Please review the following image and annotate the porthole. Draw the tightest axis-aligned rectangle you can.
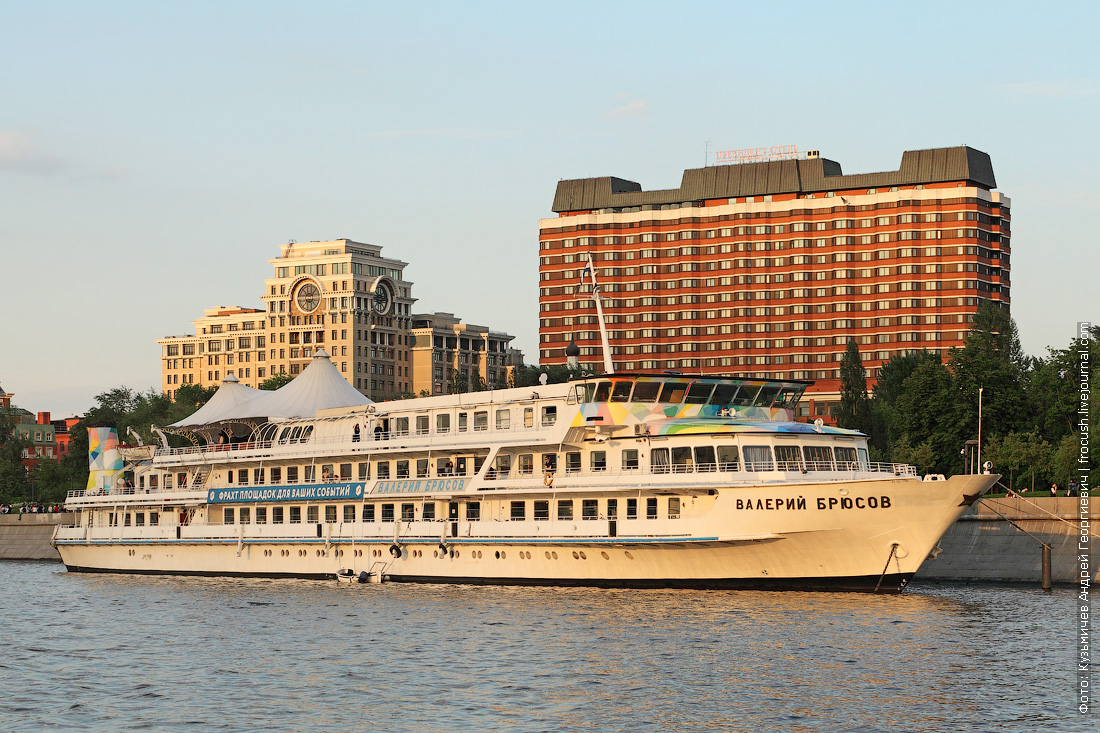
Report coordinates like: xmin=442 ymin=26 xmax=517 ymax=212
xmin=525 ymin=551 xmax=532 ymax=559
xmin=572 ymin=551 xmax=579 ymax=559
xmin=579 ymin=551 xmax=586 ymax=560
xmin=500 ymin=551 xmax=506 ymax=559
xmin=544 ymin=551 xmax=551 ymax=560
xmin=551 ymin=551 xmax=558 ymax=560
xmin=455 ymin=550 xmax=461 ymax=558
xmin=601 ymin=551 xmax=609 ymax=560
xmin=494 ymin=551 xmax=500 ymax=559
xmin=624 ymin=551 xmax=634 ymax=560
xmin=433 ymin=550 xmax=439 ymax=558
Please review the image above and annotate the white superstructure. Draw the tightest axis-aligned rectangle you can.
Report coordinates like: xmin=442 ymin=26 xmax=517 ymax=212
xmin=54 ymin=352 xmax=996 ymax=593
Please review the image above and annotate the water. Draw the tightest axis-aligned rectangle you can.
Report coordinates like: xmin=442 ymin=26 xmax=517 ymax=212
xmin=0 ymin=561 xmax=1090 ymax=732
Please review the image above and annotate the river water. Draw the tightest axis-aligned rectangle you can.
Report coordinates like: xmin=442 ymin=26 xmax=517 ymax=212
xmin=0 ymin=561 xmax=1091 ymax=732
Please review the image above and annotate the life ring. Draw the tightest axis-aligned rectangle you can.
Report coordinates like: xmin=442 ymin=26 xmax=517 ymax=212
xmin=389 ymin=544 xmax=402 ymax=558
xmin=543 ymin=472 xmax=554 ymax=487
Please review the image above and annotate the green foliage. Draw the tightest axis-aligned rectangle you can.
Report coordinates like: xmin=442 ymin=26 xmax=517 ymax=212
xmin=0 ymin=407 xmax=31 ymax=502
xmin=510 ymin=364 xmax=575 ymax=388
xmin=984 ymin=431 xmax=1051 ymax=492
xmin=258 ymin=374 xmax=294 ymax=391
xmin=835 ymin=341 xmax=873 ymax=433
xmin=891 ymin=436 xmax=936 ymax=474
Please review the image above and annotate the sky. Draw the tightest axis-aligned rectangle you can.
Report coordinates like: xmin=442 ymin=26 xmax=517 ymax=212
xmin=1 ymin=1 xmax=1098 ymax=417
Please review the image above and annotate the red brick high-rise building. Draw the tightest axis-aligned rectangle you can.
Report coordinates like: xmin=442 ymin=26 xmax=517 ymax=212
xmin=537 ymin=146 xmax=1010 ymax=419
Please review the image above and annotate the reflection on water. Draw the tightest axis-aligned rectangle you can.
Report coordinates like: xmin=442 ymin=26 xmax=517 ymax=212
xmin=0 ymin=562 xmax=1090 ymax=732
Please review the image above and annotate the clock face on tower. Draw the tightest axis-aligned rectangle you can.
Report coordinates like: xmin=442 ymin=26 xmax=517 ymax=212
xmin=296 ymin=282 xmax=320 ymax=313
xmin=372 ymin=283 xmax=392 ymax=315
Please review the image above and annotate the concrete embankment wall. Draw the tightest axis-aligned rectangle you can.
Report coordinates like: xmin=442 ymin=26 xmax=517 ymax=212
xmin=914 ymin=496 xmax=1093 ymax=584
xmin=0 ymin=514 xmax=71 ymax=561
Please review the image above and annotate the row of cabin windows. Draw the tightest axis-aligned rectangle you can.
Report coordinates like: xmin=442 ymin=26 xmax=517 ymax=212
xmin=580 ymin=380 xmax=803 ymax=410
xmin=219 ymin=497 xmax=683 ymax=525
xmin=107 ymin=511 xmax=159 ymax=527
xmin=375 ymin=406 xmax=558 ymax=438
xmin=649 ymin=444 xmax=865 ymax=473
xmin=217 ymin=442 xmax=865 ymax=488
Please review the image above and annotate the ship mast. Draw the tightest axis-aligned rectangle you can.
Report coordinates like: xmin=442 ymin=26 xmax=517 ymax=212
xmin=582 ymin=254 xmax=614 ymax=375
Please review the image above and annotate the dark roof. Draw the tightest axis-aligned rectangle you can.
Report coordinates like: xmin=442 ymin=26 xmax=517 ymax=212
xmin=551 ymin=146 xmax=996 ymax=213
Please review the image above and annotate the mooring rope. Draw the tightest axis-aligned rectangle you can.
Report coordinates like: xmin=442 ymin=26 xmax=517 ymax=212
xmin=873 ymin=543 xmax=900 ymax=594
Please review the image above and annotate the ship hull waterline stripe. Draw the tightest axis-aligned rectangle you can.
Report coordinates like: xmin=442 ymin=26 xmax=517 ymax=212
xmin=58 ymin=565 xmax=914 ymax=593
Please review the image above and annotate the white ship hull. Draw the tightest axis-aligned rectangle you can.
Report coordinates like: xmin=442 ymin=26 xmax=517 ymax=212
xmin=54 ymin=474 xmax=994 ymax=593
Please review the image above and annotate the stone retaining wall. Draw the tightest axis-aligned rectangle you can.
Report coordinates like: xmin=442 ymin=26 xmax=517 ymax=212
xmin=0 ymin=514 xmax=71 ymax=561
xmin=914 ymin=496 xmax=1094 ymax=584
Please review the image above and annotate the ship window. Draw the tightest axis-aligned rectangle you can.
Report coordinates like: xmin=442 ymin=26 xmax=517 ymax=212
xmin=804 ymin=446 xmax=835 ymax=470
xmin=622 ymin=449 xmax=639 ymax=470
xmin=123 ymin=513 xmax=131 ymax=527
xmin=272 ymin=507 xmax=284 ymax=524
xmin=395 ymin=417 xmax=409 ymax=436
xmin=672 ymin=446 xmax=693 ymax=472
xmin=473 ymin=456 xmax=485 ymax=475
xmin=592 ymin=381 xmax=612 ymax=402
xmin=149 ymin=511 xmax=159 ymax=526
xmin=176 ymin=472 xmax=187 ymax=487
xmin=473 ymin=411 xmax=488 ymax=431
xmin=775 ymin=445 xmax=804 ymax=471
xmin=774 ymin=387 xmax=803 ymax=409
xmin=834 ymin=447 xmax=858 ymax=469
xmin=253 ymin=468 xmax=264 ymax=485
xmin=321 ymin=464 xmax=334 ymax=481
xmin=534 ymin=500 xmax=549 ymax=520
xmin=437 ymin=414 xmax=451 ymax=433
xmin=610 ymin=381 xmax=632 ymax=402
xmin=307 ymin=506 xmax=319 ymax=523
xmin=668 ymin=497 xmax=681 ymax=519
xmin=223 ymin=508 xmax=234 ymax=524
xmin=754 ymin=386 xmax=781 ymax=407
xmin=857 ymin=447 xmax=869 ymax=469
xmin=542 ymin=453 xmax=557 ymax=472
xmin=401 ymin=503 xmax=415 ymax=520
xmin=582 ymin=499 xmax=598 ymax=520
xmin=732 ymin=385 xmax=758 ymax=406
xmin=709 ymin=383 xmax=739 ymax=405
xmin=416 ymin=415 xmax=429 ymax=435
xmin=255 ymin=507 xmax=267 ymax=524
xmin=659 ymin=382 xmax=689 ymax=403
xmin=397 ymin=461 xmax=409 ymax=478
xmin=417 ymin=459 xmax=429 ymax=478
xmin=325 ymin=506 xmax=337 ymax=523
xmin=466 ymin=502 xmax=480 ymax=521
xmin=289 ymin=506 xmax=301 ymax=523
xmin=557 ymin=500 xmax=573 ymax=520
xmin=495 ymin=409 xmax=510 ymax=429
xmin=510 ymin=501 xmax=526 ymax=520
xmin=358 ymin=462 xmax=369 ymax=481
xmin=149 ymin=475 xmax=158 ymax=489
xmin=458 ymin=413 xmax=468 ymax=432
xmin=381 ymin=504 xmax=394 ymax=522
xmin=646 ymin=497 xmax=658 ymax=519
xmin=523 ymin=408 xmax=534 ymax=428
xmin=565 ymin=452 xmax=581 ymax=474
xmin=590 ymin=451 xmax=606 ymax=472
xmin=340 ymin=464 xmax=352 ymax=480
xmin=286 ymin=467 xmax=298 ymax=484
xmin=651 ymin=448 xmax=670 ymax=473
xmin=718 ymin=446 xmax=740 ymax=471
xmin=694 ymin=446 xmax=716 ymax=471
xmin=377 ymin=461 xmax=390 ymax=479
xmin=607 ymin=499 xmax=618 ymax=518
xmin=299 ymin=426 xmax=313 ymax=444
xmin=493 ymin=454 xmax=510 ymax=478
xmin=456 ymin=457 xmax=468 ymax=476
xmin=743 ymin=445 xmax=775 ymax=471
xmin=362 ymin=504 xmax=375 ymax=522
xmin=685 ymin=382 xmax=714 ymax=404
xmin=343 ymin=505 xmax=356 ymax=522
xmin=271 ymin=467 xmax=283 ymax=484
xmin=422 ymin=502 xmax=435 ymax=520
xmin=518 ymin=454 xmax=534 ymax=475
xmin=304 ymin=466 xmax=316 ymax=483
xmin=135 ymin=513 xmax=145 ymax=527
xmin=631 ymin=381 xmax=661 ymax=402
xmin=627 ymin=498 xmax=638 ymax=519
xmin=541 ymin=406 xmax=557 ymax=426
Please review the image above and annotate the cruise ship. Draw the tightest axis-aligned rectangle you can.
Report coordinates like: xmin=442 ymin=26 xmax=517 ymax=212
xmin=53 ymin=350 xmax=997 ymax=593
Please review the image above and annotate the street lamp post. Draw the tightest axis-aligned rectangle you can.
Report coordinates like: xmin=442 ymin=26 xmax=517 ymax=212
xmin=977 ymin=386 xmax=984 ymax=473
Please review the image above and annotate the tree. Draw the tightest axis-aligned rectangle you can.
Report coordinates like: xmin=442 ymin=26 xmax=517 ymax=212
xmin=892 ymin=358 xmax=960 ymax=474
xmin=0 ymin=406 xmax=31 ymax=502
xmin=835 ymin=341 xmax=873 ymax=433
xmin=985 ymin=431 xmax=1051 ymax=492
xmin=892 ymin=436 xmax=936 ymax=474
xmin=259 ymin=374 xmax=294 ymax=391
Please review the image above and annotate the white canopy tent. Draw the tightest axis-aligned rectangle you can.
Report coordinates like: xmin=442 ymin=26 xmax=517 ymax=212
xmin=167 ymin=374 xmax=264 ymax=429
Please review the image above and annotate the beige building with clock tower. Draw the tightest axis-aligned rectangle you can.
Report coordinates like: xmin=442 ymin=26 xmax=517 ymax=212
xmin=158 ymin=239 xmax=418 ymax=401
